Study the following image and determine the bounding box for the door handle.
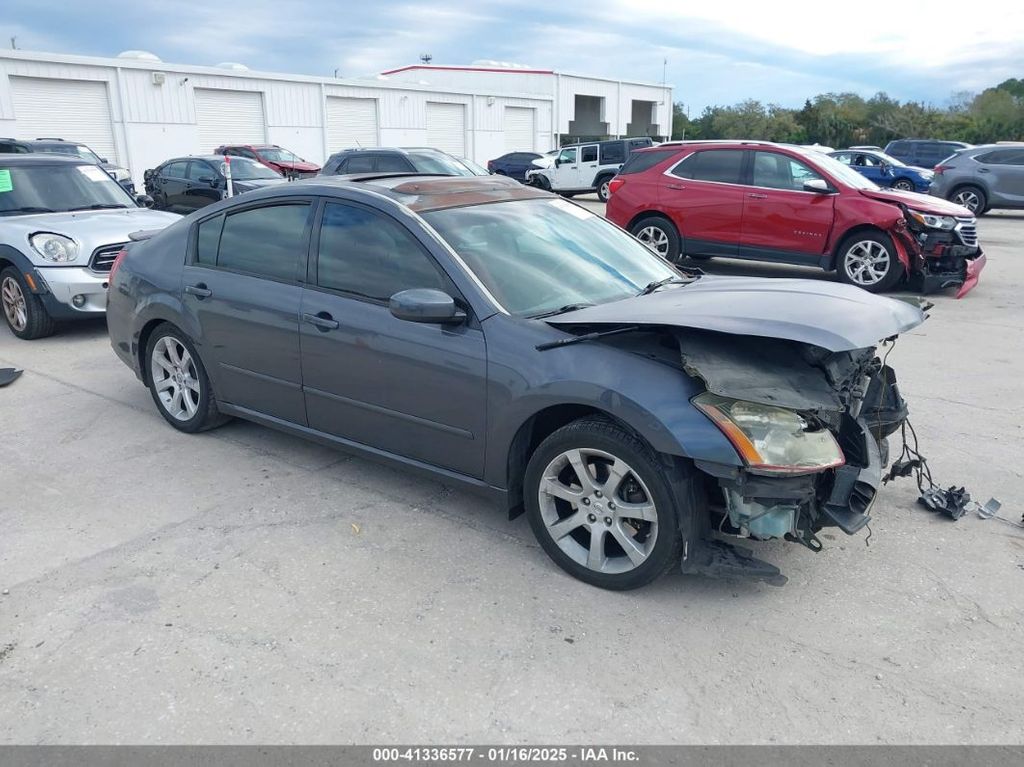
[302,312,340,331]
[747,193,769,199]
[667,184,686,190]
[185,283,212,299]
[978,168,990,173]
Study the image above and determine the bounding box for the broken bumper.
[904,232,985,297]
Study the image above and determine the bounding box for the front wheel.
[524,418,684,590]
[1,267,56,340]
[836,232,903,293]
[146,323,229,433]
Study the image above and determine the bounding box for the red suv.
[606,141,986,296]
[214,144,320,179]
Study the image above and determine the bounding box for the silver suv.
[928,144,1024,214]
[1,155,179,339]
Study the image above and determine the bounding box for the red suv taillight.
[608,178,625,196]
[108,248,128,283]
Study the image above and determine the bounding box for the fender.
[0,244,45,293]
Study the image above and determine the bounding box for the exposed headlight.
[694,393,845,475]
[919,170,935,179]
[907,210,956,230]
[29,233,80,263]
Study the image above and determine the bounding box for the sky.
[3,0,1023,112]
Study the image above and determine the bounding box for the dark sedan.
[107,174,924,590]
[143,155,287,213]
[487,151,546,182]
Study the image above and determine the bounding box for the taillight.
[108,248,128,283]
[608,178,625,196]
[487,161,494,170]
[934,165,948,175]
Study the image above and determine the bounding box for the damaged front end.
[893,210,985,297]
[676,330,909,585]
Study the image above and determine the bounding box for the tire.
[1,267,56,340]
[145,323,229,433]
[891,178,915,192]
[524,417,684,590]
[533,175,551,191]
[596,175,614,203]
[949,185,987,215]
[629,216,680,262]
[558,191,576,198]
[836,231,903,293]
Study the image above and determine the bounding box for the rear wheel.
[145,323,229,433]
[1,267,56,340]
[596,176,614,203]
[524,418,684,590]
[837,232,903,293]
[950,185,987,215]
[630,216,680,262]
[891,178,915,192]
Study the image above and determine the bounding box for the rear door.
[663,148,747,256]
[975,148,1024,205]
[299,199,488,477]
[740,150,835,262]
[181,199,313,423]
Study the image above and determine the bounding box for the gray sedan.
[107,174,924,590]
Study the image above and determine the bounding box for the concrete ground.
[1,202,1022,745]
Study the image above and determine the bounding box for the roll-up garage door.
[326,97,378,151]
[504,107,535,152]
[10,77,117,162]
[426,102,466,156]
[194,89,266,152]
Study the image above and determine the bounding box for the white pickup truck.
[527,137,654,202]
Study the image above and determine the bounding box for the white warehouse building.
[0,49,672,190]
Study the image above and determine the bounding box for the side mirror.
[389,288,465,325]
[803,179,831,194]
[100,158,109,163]
[135,194,154,208]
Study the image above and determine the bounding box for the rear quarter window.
[600,142,626,164]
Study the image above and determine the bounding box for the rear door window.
[375,154,413,172]
[215,203,312,281]
[671,149,745,184]
[581,145,598,163]
[345,155,375,173]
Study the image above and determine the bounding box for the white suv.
[527,138,654,201]
[0,155,179,339]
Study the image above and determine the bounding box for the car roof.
[163,155,235,164]
[221,173,550,213]
[0,154,92,166]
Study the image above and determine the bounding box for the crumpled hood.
[859,188,971,216]
[547,276,926,352]
[267,160,320,173]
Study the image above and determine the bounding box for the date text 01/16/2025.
[372,746,640,762]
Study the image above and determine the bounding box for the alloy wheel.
[892,180,914,191]
[636,225,670,257]
[150,336,201,421]
[537,448,659,575]
[600,179,611,199]
[953,189,981,212]
[843,240,891,286]
[1,276,28,332]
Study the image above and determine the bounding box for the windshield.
[873,151,906,167]
[35,144,104,163]
[258,147,302,163]
[799,149,879,190]
[423,198,682,317]
[407,152,475,176]
[227,158,282,180]
[0,163,134,215]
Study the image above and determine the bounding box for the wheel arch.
[625,210,677,234]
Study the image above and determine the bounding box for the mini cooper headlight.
[907,209,956,231]
[694,393,845,475]
[30,233,80,263]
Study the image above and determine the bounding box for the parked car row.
[1,136,136,193]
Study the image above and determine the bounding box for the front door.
[184,160,222,212]
[740,150,835,262]
[181,199,314,424]
[299,200,488,478]
[551,146,579,191]
[662,148,747,257]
